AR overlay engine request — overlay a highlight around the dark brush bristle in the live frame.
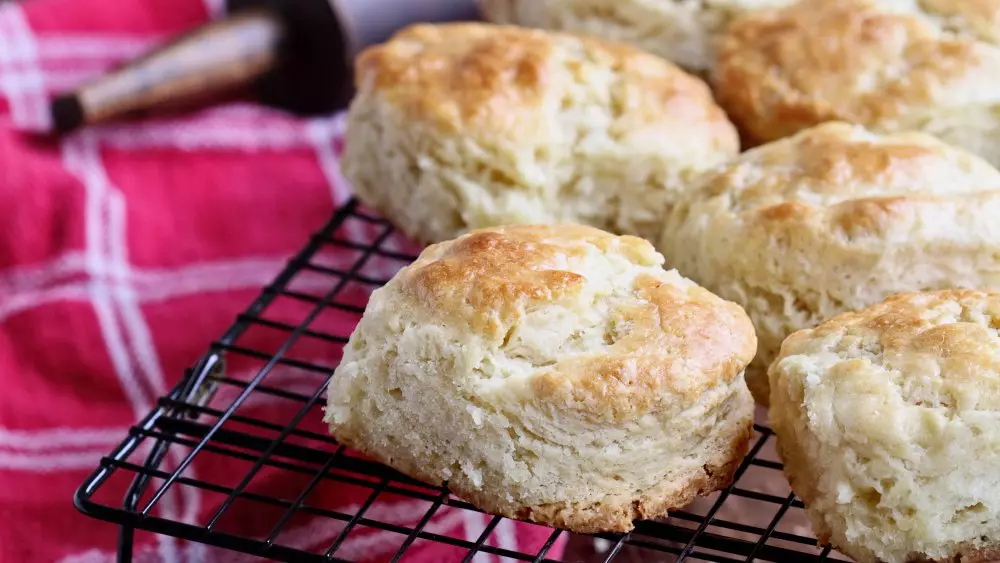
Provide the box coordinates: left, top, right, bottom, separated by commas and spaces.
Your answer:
50, 94, 85, 134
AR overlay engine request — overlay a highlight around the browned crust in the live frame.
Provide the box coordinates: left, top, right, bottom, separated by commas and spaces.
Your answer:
918, 545, 1000, 563
812, 540, 1000, 563
332, 416, 754, 534
356, 21, 736, 142
713, 0, 998, 146
394, 226, 758, 421
746, 363, 772, 408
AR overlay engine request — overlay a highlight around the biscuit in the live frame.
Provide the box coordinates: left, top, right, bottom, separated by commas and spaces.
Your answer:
324, 224, 757, 533
477, 0, 796, 73
341, 22, 738, 245
715, 0, 1000, 166
658, 122, 1000, 405
768, 289, 1000, 563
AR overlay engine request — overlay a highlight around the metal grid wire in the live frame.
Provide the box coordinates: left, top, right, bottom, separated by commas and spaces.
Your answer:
75, 198, 850, 563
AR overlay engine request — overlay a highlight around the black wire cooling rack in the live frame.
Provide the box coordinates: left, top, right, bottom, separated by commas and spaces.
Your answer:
75, 198, 850, 563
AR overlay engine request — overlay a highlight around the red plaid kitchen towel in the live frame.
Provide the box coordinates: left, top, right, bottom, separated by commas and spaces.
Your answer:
0, 0, 567, 560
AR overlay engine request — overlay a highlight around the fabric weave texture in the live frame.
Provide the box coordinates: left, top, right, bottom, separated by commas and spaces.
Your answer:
0, 0, 564, 560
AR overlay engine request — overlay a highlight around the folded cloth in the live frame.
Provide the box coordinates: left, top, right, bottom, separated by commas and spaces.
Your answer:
0, 0, 566, 560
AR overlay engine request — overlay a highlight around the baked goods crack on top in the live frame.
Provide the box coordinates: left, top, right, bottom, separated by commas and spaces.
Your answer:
715, 0, 1000, 167
478, 0, 797, 73
658, 121, 1000, 406
324, 224, 757, 533
341, 22, 738, 245
769, 289, 1000, 563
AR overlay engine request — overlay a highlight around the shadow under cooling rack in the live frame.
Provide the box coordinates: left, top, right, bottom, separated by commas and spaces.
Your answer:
74, 198, 848, 563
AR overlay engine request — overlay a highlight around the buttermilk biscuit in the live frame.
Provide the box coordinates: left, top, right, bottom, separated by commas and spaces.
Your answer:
341, 23, 738, 245
478, 0, 796, 73
769, 290, 1000, 563
658, 122, 1000, 405
715, 0, 1000, 165
324, 224, 757, 533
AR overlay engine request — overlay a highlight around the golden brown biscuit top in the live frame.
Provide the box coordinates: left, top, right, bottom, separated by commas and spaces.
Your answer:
777, 290, 1000, 411
682, 122, 1000, 238
920, 0, 1000, 42
715, 0, 1000, 142
354, 22, 734, 140
388, 225, 757, 417
401, 224, 656, 331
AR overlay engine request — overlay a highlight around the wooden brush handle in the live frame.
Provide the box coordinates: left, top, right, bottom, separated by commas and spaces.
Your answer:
52, 7, 285, 132
51, 0, 481, 133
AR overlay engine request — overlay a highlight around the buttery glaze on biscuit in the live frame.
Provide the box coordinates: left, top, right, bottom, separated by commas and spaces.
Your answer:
325, 224, 757, 532
769, 290, 1000, 563
342, 23, 738, 244
658, 122, 1000, 405
715, 0, 1000, 166
478, 0, 796, 73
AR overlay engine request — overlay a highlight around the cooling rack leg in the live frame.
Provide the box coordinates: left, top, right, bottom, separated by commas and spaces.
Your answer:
116, 525, 134, 563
